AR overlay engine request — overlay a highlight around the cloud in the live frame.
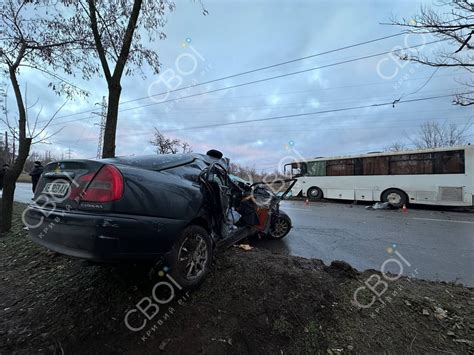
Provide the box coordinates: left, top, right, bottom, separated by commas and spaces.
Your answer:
2, 0, 472, 171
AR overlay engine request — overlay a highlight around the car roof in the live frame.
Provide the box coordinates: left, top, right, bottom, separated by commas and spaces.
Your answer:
102, 153, 227, 171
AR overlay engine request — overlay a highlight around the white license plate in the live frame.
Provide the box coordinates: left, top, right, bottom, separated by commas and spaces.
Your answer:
42, 182, 69, 197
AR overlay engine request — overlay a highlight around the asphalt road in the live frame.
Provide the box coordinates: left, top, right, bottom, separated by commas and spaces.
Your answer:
2, 182, 34, 204
5, 182, 474, 286
255, 200, 474, 286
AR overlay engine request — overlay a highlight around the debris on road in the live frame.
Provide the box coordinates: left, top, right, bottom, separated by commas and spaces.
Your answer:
211, 338, 233, 346
237, 244, 253, 251
434, 307, 448, 320
365, 202, 392, 210
158, 339, 170, 351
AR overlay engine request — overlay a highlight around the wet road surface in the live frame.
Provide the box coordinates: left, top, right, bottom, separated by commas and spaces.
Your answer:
255, 200, 474, 286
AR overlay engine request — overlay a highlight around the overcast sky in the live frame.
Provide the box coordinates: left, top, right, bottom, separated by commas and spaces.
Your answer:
2, 0, 473, 172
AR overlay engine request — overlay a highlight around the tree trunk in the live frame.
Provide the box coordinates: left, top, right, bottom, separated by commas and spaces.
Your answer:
0, 137, 31, 232
102, 82, 122, 158
1, 174, 18, 233
93, 0, 142, 159
1, 56, 32, 233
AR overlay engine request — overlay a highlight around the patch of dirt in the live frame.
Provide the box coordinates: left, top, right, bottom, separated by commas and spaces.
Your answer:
0, 203, 473, 354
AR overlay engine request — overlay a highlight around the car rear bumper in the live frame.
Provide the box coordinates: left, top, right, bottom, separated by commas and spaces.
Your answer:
24, 205, 187, 261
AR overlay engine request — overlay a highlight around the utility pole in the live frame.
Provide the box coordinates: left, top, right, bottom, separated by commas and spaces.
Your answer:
93, 96, 107, 159
67, 147, 72, 160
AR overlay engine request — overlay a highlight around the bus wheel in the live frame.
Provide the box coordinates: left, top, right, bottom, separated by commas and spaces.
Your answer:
307, 187, 323, 201
381, 189, 407, 208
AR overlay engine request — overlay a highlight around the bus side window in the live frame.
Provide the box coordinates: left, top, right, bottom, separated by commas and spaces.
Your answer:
365, 157, 389, 175
307, 161, 326, 176
327, 159, 354, 176
354, 158, 363, 175
389, 154, 433, 175
433, 150, 465, 174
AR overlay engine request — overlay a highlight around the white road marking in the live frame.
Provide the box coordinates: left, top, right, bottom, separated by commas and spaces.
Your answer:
411, 217, 474, 225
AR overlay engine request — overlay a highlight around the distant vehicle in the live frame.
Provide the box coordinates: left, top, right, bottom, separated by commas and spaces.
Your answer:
285, 145, 474, 207
25, 151, 294, 288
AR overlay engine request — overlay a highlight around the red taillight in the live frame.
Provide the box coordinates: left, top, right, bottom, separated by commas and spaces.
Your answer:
81, 165, 124, 202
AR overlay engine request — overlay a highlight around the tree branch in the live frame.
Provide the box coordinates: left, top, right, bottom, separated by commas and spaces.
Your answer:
31, 99, 69, 140
454, 29, 474, 52
86, 0, 112, 83
112, 0, 144, 80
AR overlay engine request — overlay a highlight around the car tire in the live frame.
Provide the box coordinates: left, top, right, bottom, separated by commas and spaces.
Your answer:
269, 214, 292, 240
165, 225, 213, 289
381, 188, 407, 208
307, 186, 323, 201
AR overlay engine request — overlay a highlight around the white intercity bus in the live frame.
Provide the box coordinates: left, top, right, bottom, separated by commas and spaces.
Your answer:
284, 145, 474, 207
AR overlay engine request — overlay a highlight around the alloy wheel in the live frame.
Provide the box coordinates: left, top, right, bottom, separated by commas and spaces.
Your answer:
271, 218, 290, 239
177, 233, 209, 281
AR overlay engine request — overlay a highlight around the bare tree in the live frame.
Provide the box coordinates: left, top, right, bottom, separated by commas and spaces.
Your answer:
150, 128, 192, 154
63, 0, 179, 158
390, 0, 474, 105
181, 142, 193, 154
384, 142, 408, 152
228, 163, 264, 182
411, 120, 472, 149
0, 0, 86, 232
24, 150, 59, 172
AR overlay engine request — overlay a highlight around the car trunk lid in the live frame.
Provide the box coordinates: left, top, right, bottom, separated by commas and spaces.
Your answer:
34, 160, 123, 211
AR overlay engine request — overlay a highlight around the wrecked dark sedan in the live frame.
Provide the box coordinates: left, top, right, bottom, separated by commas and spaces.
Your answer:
25, 150, 295, 287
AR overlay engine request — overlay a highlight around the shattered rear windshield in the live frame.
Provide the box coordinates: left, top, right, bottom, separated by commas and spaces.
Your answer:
102, 154, 196, 171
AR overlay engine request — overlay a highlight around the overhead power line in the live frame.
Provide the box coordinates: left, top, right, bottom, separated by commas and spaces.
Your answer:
133, 72, 463, 103
37, 33, 444, 126
120, 32, 407, 105
116, 39, 448, 113
50, 91, 473, 145
44, 86, 465, 128
51, 108, 471, 146
50, 113, 472, 147
43, 37, 448, 127
36, 32, 406, 123
155, 91, 474, 133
